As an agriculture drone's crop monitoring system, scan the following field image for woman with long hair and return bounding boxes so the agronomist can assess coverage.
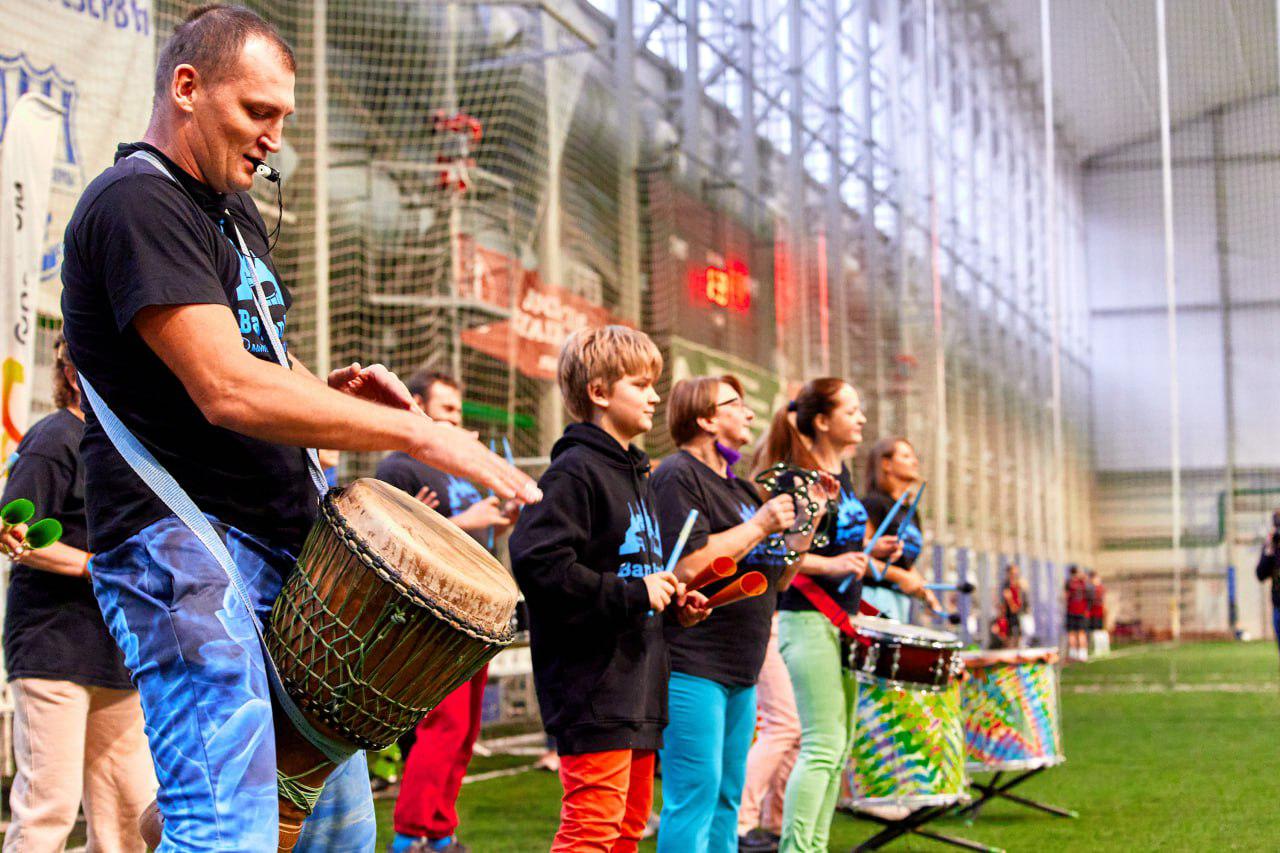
[750,378,895,853]
[861,437,938,622]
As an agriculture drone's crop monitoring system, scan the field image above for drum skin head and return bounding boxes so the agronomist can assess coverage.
[332,478,519,637]
[851,615,962,648]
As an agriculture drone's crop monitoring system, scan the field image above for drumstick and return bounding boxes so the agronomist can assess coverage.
[927,581,975,594]
[704,571,767,608]
[648,508,699,617]
[664,509,699,575]
[485,440,498,551]
[898,481,927,532]
[840,485,917,592]
[686,556,737,592]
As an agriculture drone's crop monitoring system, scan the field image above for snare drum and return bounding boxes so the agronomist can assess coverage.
[959,647,1063,772]
[847,616,964,690]
[840,676,968,810]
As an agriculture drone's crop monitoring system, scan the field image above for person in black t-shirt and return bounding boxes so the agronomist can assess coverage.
[1256,512,1280,663]
[862,437,939,622]
[650,375,800,853]
[382,371,517,853]
[58,8,536,850]
[1,335,156,852]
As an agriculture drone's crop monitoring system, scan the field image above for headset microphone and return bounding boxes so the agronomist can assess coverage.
[249,157,281,183]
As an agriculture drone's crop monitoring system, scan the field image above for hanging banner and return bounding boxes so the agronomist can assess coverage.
[0,2,154,454]
[0,2,155,309]
[0,94,61,459]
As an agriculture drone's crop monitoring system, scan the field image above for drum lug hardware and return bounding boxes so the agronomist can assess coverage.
[865,644,879,674]
[889,645,901,682]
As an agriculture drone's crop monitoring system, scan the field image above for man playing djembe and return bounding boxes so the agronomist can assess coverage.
[60,5,537,849]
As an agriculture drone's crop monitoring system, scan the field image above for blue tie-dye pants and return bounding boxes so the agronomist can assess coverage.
[91,515,377,851]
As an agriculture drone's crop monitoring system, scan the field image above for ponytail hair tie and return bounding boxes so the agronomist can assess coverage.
[787,400,798,413]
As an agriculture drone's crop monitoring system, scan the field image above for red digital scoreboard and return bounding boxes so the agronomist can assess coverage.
[696,259,751,313]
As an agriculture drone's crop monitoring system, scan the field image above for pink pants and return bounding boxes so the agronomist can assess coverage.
[738,615,800,835]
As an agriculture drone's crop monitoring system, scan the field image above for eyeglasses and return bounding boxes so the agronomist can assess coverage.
[715,396,745,410]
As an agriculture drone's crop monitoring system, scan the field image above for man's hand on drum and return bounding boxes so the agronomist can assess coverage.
[643,571,680,612]
[328,362,421,413]
[451,496,516,533]
[675,584,711,627]
[409,422,541,506]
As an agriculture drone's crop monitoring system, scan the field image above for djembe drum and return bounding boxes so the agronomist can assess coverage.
[141,478,519,850]
[959,647,1063,772]
[840,618,968,811]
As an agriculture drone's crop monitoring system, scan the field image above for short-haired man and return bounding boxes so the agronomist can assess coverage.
[379,371,516,853]
[60,6,536,849]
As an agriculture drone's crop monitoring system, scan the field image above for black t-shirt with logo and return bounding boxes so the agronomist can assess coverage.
[375,451,489,544]
[861,486,925,588]
[61,142,316,554]
[777,466,867,613]
[2,410,132,689]
[652,450,788,686]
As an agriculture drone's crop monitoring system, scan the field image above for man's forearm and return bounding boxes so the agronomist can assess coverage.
[209,360,425,452]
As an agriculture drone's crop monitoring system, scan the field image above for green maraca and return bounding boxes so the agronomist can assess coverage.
[0,498,35,532]
[23,518,63,551]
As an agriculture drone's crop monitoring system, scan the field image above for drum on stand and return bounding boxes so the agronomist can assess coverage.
[840,618,968,811]
[959,647,1063,772]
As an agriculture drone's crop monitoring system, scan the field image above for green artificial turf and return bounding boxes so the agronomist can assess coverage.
[377,641,1279,851]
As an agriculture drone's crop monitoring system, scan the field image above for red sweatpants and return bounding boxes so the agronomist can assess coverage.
[552,749,655,853]
[392,667,488,839]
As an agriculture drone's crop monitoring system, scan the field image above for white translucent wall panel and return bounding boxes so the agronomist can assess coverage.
[1231,305,1280,468]
[1091,311,1225,471]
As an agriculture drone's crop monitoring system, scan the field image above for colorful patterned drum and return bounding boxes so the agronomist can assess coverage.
[960,648,1064,772]
[840,676,968,810]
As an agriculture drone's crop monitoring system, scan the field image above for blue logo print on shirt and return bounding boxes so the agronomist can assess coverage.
[446,475,482,517]
[898,519,923,564]
[234,254,287,355]
[617,501,662,578]
[832,489,868,548]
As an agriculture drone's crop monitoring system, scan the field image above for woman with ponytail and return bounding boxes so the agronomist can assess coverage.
[749,378,894,853]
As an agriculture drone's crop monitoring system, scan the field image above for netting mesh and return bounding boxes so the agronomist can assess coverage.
[15,0,1272,653]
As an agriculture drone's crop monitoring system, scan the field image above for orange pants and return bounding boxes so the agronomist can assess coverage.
[553,749,655,853]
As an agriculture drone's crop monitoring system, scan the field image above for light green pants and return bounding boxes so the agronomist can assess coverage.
[776,611,858,853]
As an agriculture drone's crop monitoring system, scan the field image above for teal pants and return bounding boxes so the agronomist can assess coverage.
[862,585,913,622]
[657,672,756,853]
[776,611,858,853]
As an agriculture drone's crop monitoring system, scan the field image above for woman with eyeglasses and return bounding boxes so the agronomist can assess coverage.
[651,375,811,853]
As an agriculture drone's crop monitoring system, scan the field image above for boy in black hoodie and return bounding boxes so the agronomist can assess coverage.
[511,325,706,852]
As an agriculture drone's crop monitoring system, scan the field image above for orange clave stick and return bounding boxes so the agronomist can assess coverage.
[686,556,738,592]
[704,571,768,608]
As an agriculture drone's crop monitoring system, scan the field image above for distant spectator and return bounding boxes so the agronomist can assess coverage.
[999,563,1027,649]
[1064,566,1089,662]
[1255,510,1280,662]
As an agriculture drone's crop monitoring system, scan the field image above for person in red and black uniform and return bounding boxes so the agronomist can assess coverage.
[1064,565,1089,661]
[381,370,518,853]
[996,563,1026,648]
